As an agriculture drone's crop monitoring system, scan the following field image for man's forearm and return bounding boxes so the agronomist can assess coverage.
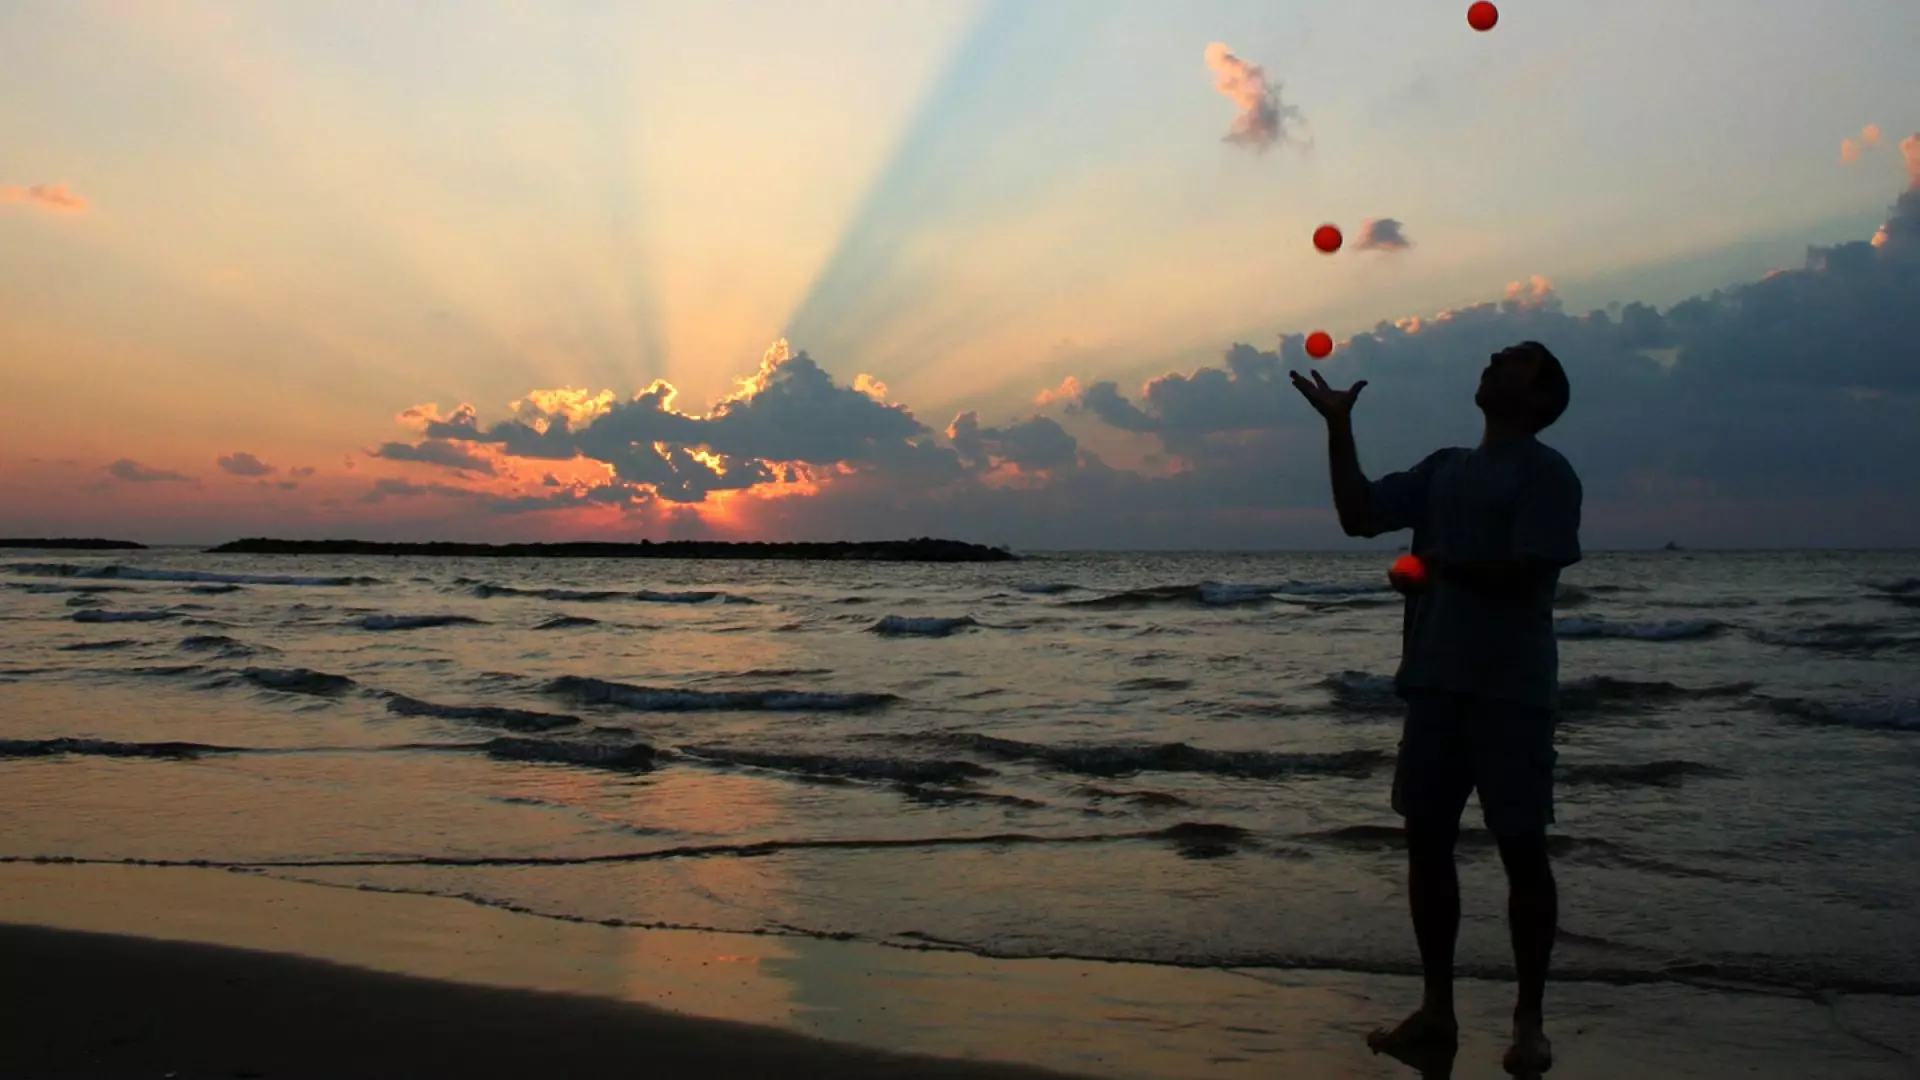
[1326,417,1372,536]
[1428,554,1551,598]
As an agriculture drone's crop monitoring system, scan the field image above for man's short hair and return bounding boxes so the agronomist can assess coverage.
[1519,340,1570,432]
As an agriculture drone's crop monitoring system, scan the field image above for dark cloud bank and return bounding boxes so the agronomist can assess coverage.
[341,159,1920,549]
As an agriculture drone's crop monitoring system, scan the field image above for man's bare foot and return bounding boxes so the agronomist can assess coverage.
[1368,1007,1459,1054]
[1503,1017,1553,1075]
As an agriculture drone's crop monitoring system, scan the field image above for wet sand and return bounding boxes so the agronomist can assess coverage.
[2,864,1914,1078]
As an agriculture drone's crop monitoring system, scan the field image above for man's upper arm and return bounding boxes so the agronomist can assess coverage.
[1513,452,1583,567]
[1364,451,1442,536]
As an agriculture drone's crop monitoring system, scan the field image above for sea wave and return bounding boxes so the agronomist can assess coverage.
[870,615,977,637]
[232,667,358,696]
[545,675,896,713]
[1758,694,1920,733]
[384,694,580,732]
[481,736,657,771]
[679,746,996,786]
[1067,580,1387,610]
[920,732,1391,781]
[5,562,382,586]
[0,737,237,761]
[1556,759,1734,788]
[1556,675,1755,713]
[1746,622,1920,653]
[464,580,754,605]
[533,615,600,630]
[178,634,270,659]
[358,614,487,631]
[71,609,176,623]
[1555,616,1723,641]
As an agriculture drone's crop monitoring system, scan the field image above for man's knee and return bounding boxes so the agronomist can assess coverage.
[1495,833,1553,884]
[1406,818,1460,866]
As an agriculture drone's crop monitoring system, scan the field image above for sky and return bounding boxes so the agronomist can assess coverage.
[3,0,1918,550]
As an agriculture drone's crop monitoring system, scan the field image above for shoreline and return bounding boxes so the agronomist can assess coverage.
[2,864,1914,1078]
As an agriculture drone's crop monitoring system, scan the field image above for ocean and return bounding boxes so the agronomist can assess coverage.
[3,547,1917,1008]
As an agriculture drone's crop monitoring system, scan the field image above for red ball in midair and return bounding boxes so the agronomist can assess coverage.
[1313,224,1343,254]
[1467,2,1498,31]
[1305,331,1333,359]
[1389,554,1428,594]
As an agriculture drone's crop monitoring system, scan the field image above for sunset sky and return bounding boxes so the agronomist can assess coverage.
[4,0,1918,549]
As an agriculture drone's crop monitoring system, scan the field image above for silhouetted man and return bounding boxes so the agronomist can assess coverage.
[1291,341,1581,1076]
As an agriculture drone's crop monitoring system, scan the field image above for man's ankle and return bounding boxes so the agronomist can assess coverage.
[1513,1007,1544,1030]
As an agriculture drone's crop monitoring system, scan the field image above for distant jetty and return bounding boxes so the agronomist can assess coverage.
[206,537,1017,562]
[0,538,147,550]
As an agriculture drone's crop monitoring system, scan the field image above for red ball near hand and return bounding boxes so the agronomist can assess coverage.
[1388,553,1428,594]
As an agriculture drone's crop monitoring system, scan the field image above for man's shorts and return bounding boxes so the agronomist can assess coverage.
[1392,687,1557,836]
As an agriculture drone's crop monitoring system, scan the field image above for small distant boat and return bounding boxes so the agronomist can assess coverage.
[1661,540,1683,552]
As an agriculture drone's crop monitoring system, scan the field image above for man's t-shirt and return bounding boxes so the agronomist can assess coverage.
[1366,436,1583,710]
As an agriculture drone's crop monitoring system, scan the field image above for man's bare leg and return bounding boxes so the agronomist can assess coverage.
[1497,833,1557,1073]
[1368,818,1462,1055]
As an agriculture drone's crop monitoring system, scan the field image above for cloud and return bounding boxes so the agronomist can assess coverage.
[289,466,316,478]
[369,439,498,475]
[216,162,1920,549]
[216,451,276,477]
[1841,123,1883,165]
[0,183,88,214]
[397,339,950,504]
[1052,171,1920,535]
[1869,133,1920,250]
[1203,43,1305,153]
[107,459,191,484]
[946,412,1079,472]
[1354,218,1413,252]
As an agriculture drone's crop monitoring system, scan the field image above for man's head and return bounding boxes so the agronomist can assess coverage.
[1475,340,1569,434]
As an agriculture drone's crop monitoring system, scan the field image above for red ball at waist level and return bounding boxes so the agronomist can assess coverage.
[1468,2,1498,31]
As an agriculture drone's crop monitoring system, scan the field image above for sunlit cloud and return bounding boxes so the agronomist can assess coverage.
[1840,123,1883,165]
[1203,43,1305,153]
[0,183,88,214]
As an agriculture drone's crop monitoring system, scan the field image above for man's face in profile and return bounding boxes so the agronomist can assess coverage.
[1475,345,1546,420]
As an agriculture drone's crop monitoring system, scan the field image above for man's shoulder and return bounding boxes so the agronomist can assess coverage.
[1524,439,1581,483]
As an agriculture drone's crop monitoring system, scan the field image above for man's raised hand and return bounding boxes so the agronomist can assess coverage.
[1290,369,1369,421]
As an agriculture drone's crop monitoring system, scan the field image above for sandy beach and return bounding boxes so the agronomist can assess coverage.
[3,863,1915,1079]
